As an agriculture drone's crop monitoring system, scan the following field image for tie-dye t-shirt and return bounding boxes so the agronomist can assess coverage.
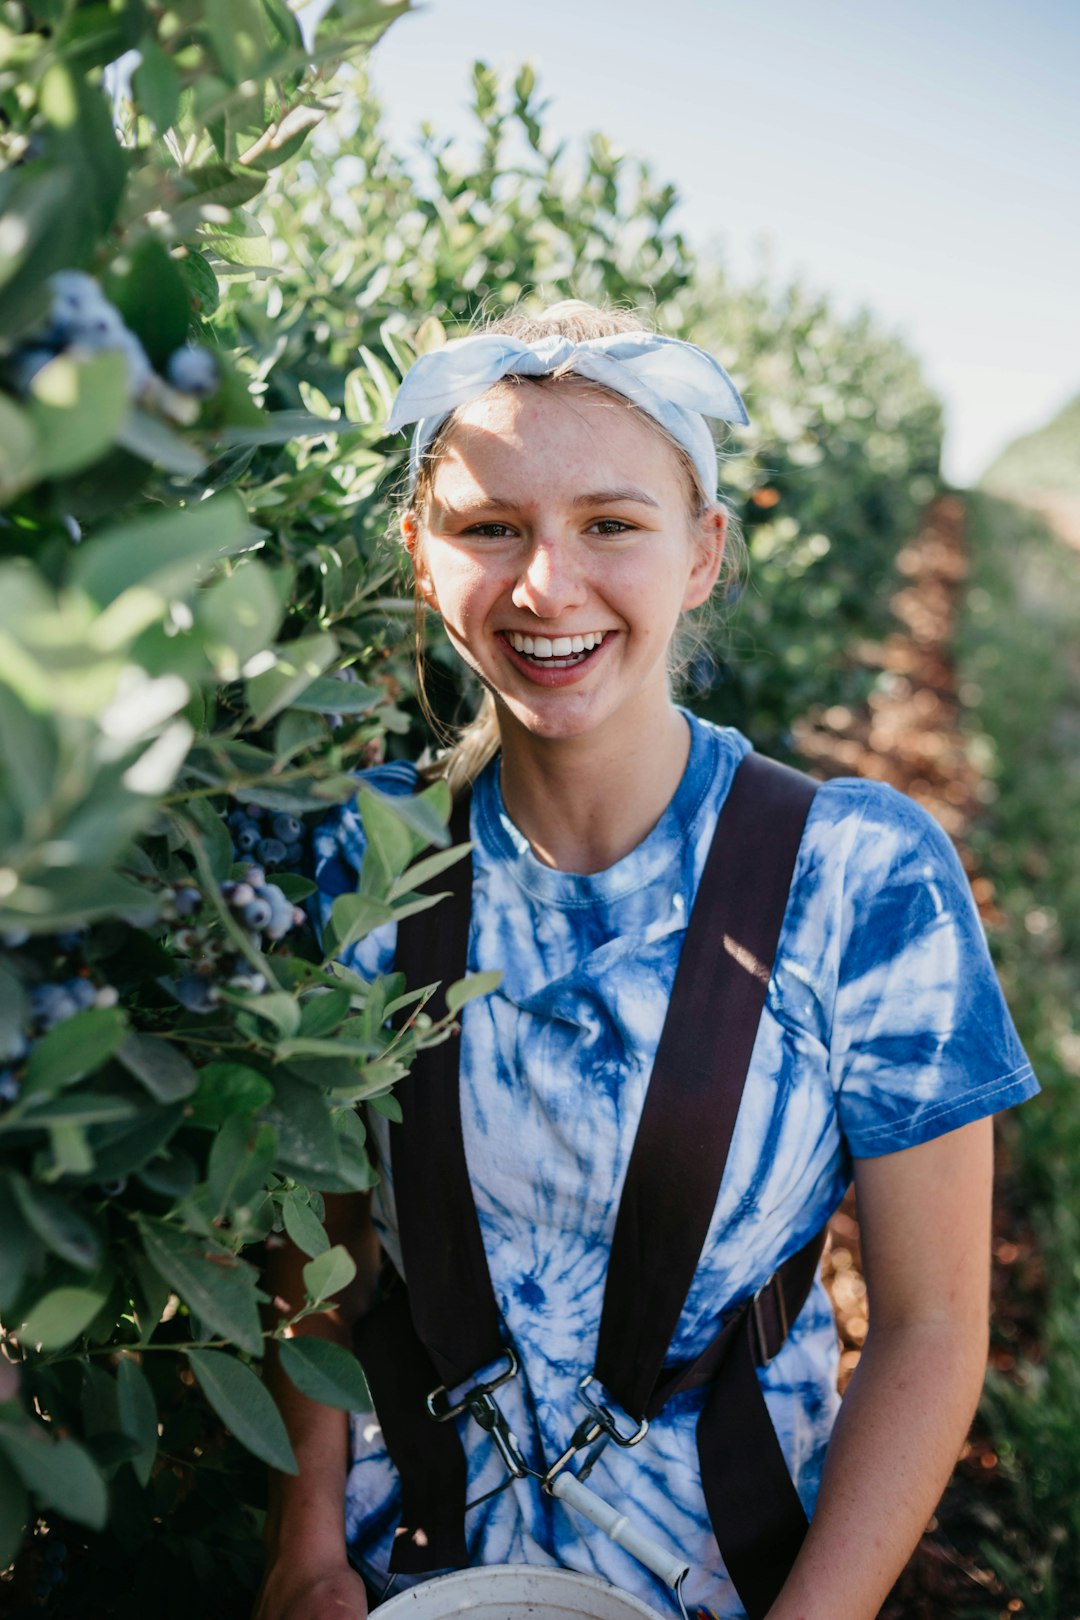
[312,713,1037,1618]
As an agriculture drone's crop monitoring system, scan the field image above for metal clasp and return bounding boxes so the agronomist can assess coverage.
[543,1373,649,1490]
[426,1348,528,1479]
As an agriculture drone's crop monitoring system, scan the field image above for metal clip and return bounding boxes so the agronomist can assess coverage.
[426,1348,529,1480]
[425,1346,519,1421]
[465,1390,530,1479]
[749,1272,788,1366]
[543,1374,649,1490]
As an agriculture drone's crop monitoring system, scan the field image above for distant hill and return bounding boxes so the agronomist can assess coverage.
[979,393,1080,545]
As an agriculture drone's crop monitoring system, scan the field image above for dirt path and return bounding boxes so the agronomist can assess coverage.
[794,493,1039,1617]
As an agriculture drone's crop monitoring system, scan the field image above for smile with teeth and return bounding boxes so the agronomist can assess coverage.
[505,630,609,667]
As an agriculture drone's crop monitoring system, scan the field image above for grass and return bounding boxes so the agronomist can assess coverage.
[956,491,1080,1617]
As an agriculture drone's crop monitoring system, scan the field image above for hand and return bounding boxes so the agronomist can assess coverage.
[251,1559,369,1620]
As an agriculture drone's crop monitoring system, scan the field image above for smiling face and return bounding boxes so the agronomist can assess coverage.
[404,379,726,754]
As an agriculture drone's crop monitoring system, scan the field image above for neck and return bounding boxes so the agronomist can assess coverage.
[495,700,693,874]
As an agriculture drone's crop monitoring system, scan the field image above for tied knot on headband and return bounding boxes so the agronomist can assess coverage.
[385,330,750,498]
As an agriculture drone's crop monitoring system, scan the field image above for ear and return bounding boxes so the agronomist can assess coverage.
[682,505,727,611]
[401,511,439,612]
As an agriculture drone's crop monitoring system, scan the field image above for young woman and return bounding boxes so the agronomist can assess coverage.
[254,302,1038,1620]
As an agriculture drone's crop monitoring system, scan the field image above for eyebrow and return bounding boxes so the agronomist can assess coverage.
[438,487,662,515]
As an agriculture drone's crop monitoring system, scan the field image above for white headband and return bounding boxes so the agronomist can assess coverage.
[384,330,750,497]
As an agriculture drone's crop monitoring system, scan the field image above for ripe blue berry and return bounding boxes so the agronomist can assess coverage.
[165,345,219,398]
[271,814,303,843]
[255,836,287,868]
[242,898,273,930]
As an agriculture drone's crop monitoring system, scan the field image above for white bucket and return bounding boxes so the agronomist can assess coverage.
[376,1564,670,1619]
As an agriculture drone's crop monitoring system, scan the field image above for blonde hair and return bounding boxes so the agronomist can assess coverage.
[403,300,739,796]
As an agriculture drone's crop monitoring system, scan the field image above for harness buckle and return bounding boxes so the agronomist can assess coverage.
[425,1345,519,1422]
[542,1374,649,1490]
[749,1271,789,1366]
[426,1348,529,1480]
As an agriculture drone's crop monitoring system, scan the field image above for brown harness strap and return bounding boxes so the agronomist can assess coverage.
[356,751,821,1614]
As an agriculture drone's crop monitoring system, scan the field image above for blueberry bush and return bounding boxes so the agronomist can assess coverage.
[0,11,943,1613]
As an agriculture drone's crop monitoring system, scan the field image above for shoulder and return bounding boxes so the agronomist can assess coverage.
[802,773,965,891]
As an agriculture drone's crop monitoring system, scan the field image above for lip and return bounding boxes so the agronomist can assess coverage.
[497,630,617,688]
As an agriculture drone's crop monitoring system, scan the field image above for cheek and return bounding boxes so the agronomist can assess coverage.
[424,545,506,625]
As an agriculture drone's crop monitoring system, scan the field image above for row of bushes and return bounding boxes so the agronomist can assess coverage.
[0,3,942,1612]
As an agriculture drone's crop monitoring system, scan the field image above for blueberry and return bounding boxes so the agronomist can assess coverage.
[262,884,294,941]
[243,865,266,889]
[242,898,272,930]
[235,824,260,853]
[226,810,249,832]
[170,973,220,1013]
[64,978,97,1012]
[31,984,80,1028]
[46,271,111,342]
[0,1068,20,1104]
[173,886,202,918]
[256,836,287,868]
[1,927,30,947]
[243,803,264,822]
[226,881,255,909]
[165,345,219,399]
[100,1177,127,1197]
[283,841,303,867]
[94,985,119,1008]
[271,813,303,843]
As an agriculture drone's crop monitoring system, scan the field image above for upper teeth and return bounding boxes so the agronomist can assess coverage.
[508,631,606,656]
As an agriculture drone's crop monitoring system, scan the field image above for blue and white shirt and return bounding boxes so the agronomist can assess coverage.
[313,713,1038,1618]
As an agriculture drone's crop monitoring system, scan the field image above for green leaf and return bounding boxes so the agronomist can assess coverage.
[87,1102,185,1181]
[301,1244,356,1305]
[188,1062,273,1129]
[22,1007,127,1098]
[25,351,130,479]
[10,1178,101,1272]
[132,35,181,132]
[0,961,29,1064]
[116,1034,198,1102]
[241,992,301,1038]
[115,1357,158,1488]
[445,971,502,1016]
[136,1219,263,1357]
[181,794,234,882]
[246,631,339,726]
[0,393,40,505]
[207,1115,277,1216]
[0,1183,30,1313]
[186,1350,296,1474]
[202,208,274,268]
[204,0,273,83]
[297,988,351,1040]
[280,1194,329,1259]
[258,1069,340,1184]
[109,234,190,368]
[323,893,394,962]
[70,492,254,609]
[283,675,381,714]
[278,1336,372,1412]
[197,559,283,677]
[115,410,206,476]
[0,1420,107,1529]
[19,1285,108,1351]
[0,1453,28,1570]
[389,841,471,900]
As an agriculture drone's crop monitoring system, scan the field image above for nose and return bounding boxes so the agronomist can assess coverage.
[511,535,588,619]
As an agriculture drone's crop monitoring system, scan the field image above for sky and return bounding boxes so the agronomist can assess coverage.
[360,0,1079,486]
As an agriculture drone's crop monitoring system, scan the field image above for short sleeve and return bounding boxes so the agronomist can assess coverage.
[310,760,419,980]
[829,784,1038,1157]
